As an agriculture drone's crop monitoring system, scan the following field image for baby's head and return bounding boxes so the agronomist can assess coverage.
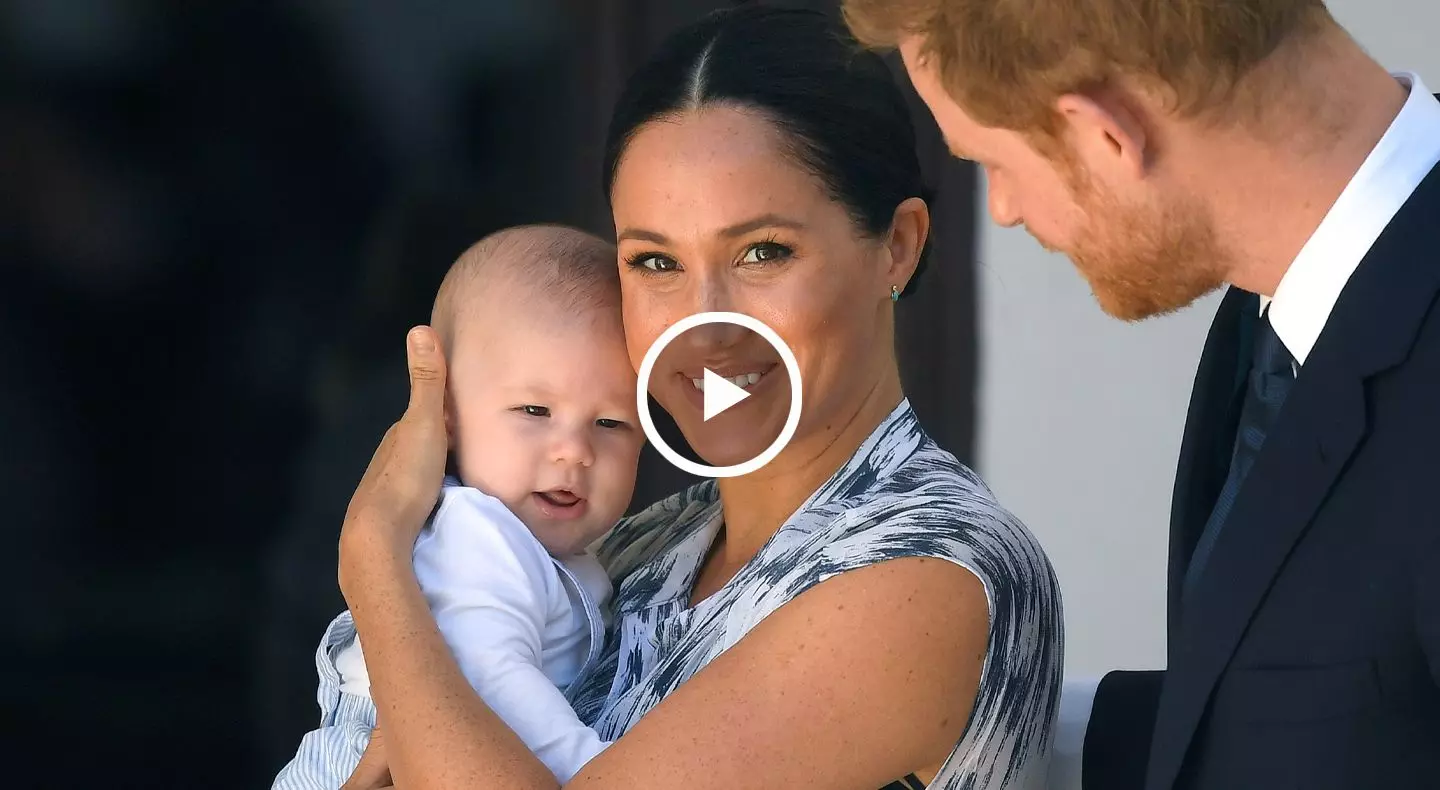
[432,224,643,556]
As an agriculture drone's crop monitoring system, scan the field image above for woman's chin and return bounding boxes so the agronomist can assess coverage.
[683,430,776,469]
[658,391,791,469]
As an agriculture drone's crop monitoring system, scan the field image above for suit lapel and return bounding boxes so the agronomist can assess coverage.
[1165,287,1255,644]
[1146,163,1440,790]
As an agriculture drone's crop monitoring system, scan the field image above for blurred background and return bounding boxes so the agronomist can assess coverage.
[1,1,978,785]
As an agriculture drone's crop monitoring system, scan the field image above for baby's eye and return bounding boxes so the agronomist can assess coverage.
[740,242,792,265]
[596,418,627,430]
[520,405,550,417]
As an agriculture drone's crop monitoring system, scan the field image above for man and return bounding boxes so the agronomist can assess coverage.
[842,1,1440,788]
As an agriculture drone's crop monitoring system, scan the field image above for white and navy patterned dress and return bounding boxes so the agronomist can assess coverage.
[566,400,1063,789]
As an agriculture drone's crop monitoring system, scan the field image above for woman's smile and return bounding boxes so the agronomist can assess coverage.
[673,360,783,418]
[682,363,777,392]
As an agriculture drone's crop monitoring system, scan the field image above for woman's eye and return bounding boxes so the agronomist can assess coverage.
[740,242,792,265]
[596,418,626,430]
[629,254,680,272]
[521,405,550,417]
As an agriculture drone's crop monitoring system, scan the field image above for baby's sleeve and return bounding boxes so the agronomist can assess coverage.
[412,490,611,781]
[269,613,376,789]
[414,492,558,663]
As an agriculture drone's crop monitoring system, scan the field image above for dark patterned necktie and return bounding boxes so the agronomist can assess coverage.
[1181,310,1296,605]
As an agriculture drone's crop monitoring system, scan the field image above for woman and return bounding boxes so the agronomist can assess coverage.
[337,6,1062,789]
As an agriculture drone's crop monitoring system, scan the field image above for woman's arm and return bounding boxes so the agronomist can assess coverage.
[569,556,988,789]
[341,327,991,790]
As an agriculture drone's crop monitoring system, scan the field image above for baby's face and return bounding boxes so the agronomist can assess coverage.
[447,305,643,556]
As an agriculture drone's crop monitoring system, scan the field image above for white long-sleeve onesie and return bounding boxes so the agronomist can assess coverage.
[271,482,614,788]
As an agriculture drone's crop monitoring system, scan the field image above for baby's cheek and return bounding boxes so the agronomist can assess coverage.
[456,422,541,504]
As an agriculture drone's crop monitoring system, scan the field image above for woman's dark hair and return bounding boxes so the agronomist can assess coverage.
[601,4,932,296]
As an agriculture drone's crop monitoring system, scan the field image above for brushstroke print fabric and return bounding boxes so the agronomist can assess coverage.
[567,400,1063,789]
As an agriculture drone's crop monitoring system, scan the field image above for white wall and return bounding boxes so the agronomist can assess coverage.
[973,0,1440,678]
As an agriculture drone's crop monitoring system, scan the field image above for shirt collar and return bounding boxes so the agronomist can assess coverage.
[1263,72,1440,365]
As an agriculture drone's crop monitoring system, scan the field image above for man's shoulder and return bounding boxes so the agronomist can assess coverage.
[1375,292,1440,398]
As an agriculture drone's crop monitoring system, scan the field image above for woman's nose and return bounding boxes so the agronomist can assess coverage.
[676,274,746,349]
[678,317,747,351]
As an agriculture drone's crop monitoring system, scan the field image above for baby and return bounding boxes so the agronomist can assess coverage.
[273,224,644,788]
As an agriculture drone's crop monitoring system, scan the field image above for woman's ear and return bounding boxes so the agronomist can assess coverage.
[884,197,930,293]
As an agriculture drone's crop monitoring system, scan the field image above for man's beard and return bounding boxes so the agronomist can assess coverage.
[1058,167,1230,322]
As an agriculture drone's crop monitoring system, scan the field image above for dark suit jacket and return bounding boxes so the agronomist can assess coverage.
[1082,149,1440,786]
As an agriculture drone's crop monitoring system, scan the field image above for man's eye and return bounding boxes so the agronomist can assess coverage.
[740,242,792,264]
[521,405,550,417]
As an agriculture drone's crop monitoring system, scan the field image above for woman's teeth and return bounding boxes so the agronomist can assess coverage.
[690,372,763,391]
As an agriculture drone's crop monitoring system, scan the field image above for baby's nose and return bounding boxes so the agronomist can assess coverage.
[552,430,595,467]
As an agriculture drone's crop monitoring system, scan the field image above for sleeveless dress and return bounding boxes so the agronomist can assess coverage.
[566,400,1064,788]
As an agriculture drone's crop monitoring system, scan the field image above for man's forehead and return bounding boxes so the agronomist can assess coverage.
[930,103,986,161]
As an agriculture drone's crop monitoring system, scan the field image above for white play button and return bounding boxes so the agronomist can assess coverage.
[636,311,803,479]
[702,368,751,421]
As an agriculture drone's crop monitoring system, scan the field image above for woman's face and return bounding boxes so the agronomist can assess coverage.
[610,105,920,468]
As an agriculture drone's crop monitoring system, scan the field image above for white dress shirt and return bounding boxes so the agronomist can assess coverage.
[1054,72,1440,789]
[1262,72,1440,363]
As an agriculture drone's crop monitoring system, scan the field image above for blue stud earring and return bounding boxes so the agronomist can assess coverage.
[890,284,900,302]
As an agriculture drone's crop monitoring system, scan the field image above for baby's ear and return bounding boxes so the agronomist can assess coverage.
[442,391,457,450]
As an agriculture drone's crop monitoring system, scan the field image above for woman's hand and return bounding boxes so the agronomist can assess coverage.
[338,326,451,599]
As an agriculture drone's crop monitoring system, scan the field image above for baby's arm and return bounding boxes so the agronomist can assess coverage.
[414,489,612,783]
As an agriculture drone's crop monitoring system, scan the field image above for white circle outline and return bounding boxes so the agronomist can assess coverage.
[635,311,803,478]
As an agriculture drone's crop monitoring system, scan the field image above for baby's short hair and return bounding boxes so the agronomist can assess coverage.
[431,224,620,349]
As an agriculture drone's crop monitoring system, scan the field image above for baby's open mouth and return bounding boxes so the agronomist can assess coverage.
[536,489,581,507]
[533,489,588,521]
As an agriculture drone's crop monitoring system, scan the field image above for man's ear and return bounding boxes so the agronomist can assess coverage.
[884,196,931,293]
[1054,90,1150,180]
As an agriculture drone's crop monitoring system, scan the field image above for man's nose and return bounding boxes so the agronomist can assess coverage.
[987,172,1022,228]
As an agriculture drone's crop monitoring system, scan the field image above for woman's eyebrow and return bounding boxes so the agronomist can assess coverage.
[616,227,668,244]
[617,214,807,245]
[717,214,806,238]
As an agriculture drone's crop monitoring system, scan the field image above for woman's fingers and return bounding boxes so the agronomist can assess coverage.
[393,325,450,501]
[404,326,447,425]
[340,725,392,790]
